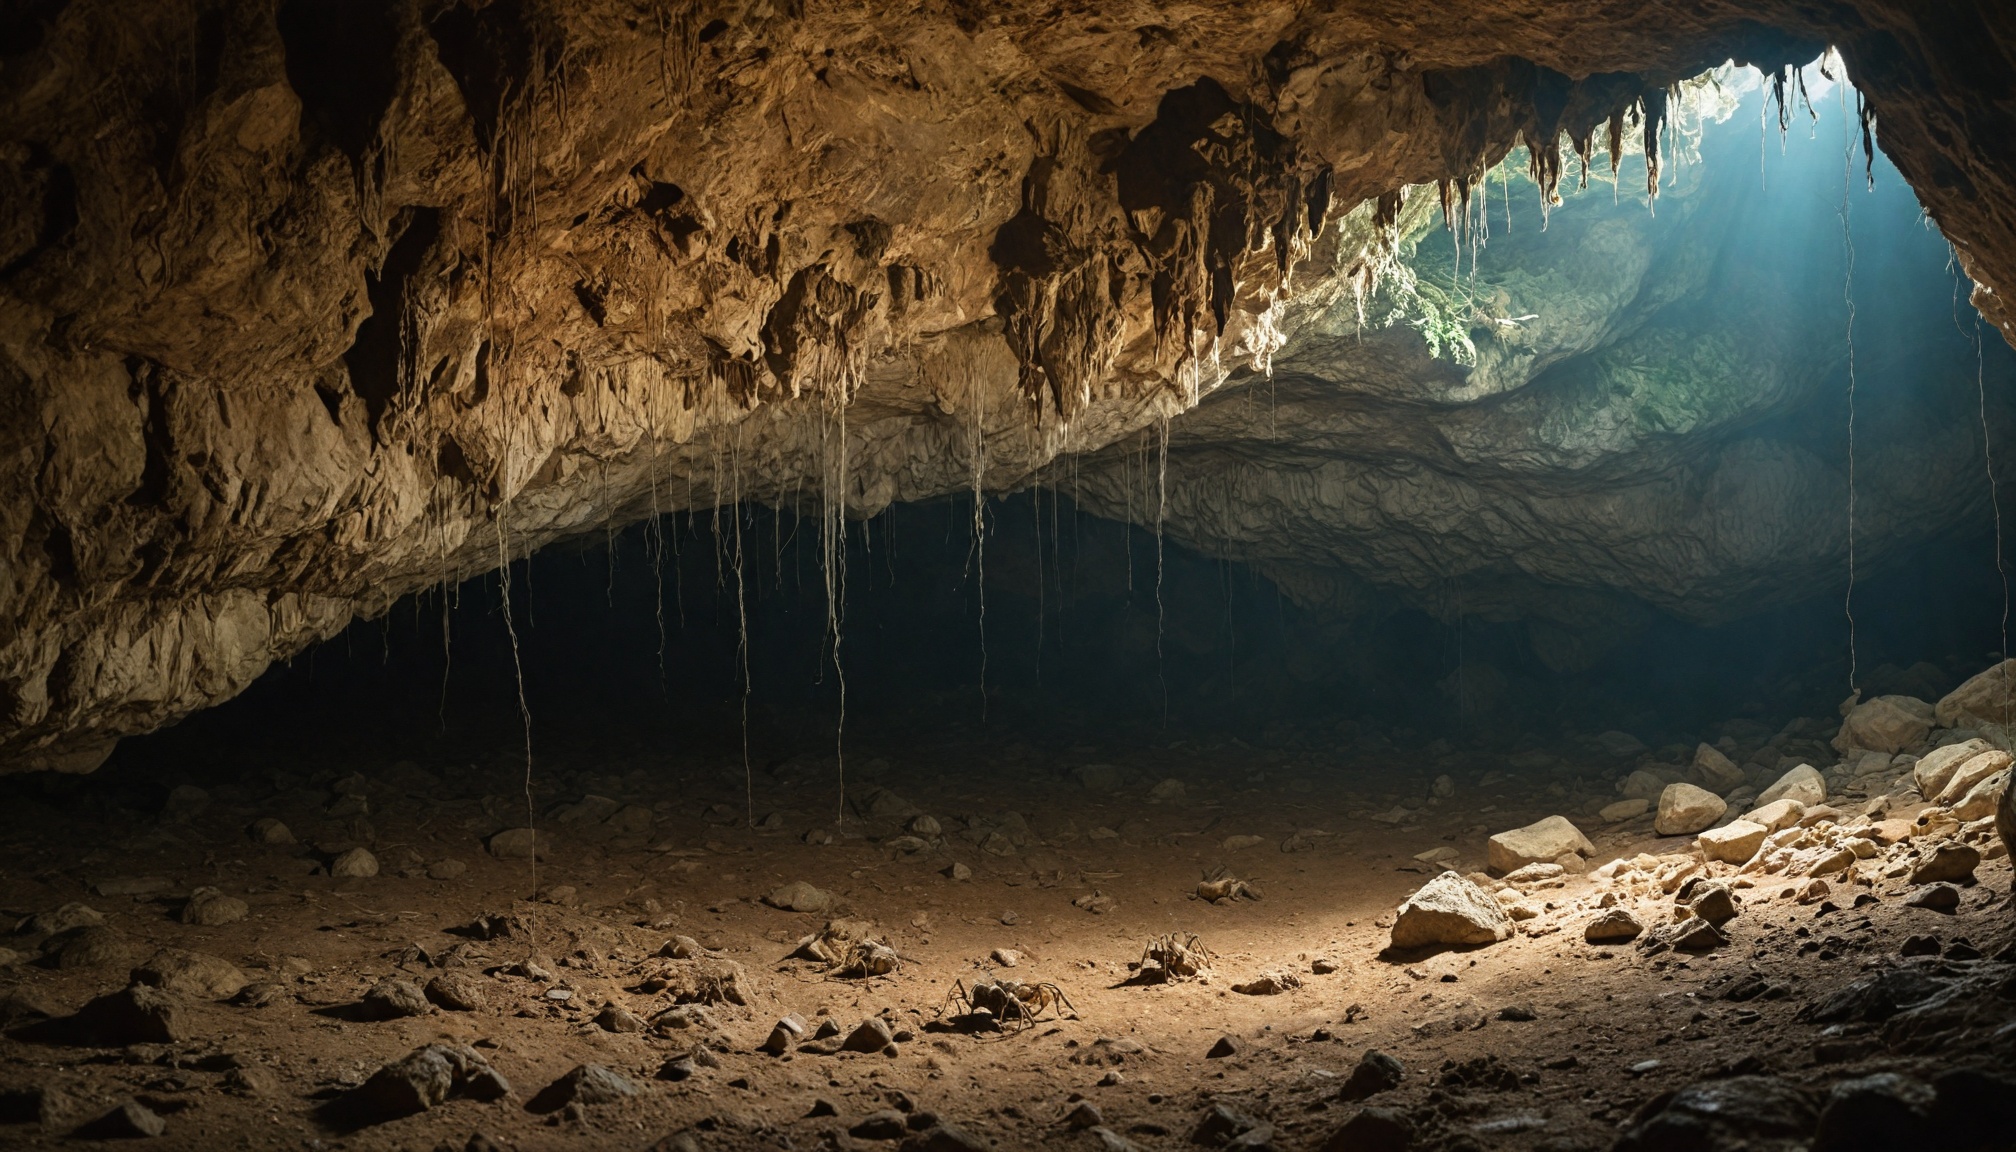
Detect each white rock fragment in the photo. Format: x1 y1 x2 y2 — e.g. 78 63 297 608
1486 816 1594 874
1390 872 1512 949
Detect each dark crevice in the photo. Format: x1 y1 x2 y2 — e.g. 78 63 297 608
277 0 403 164
343 206 441 442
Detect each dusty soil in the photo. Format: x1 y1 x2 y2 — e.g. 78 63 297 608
0 735 2011 1151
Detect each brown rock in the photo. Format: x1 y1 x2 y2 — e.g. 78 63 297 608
1909 843 1980 885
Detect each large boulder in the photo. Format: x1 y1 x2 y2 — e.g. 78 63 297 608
1915 739 1993 797
1832 696 1933 754
1486 816 1594 873
1389 872 1512 949
1745 798 1808 833
1933 750 2012 805
1655 783 1727 836
1952 769 2009 822
1690 744 1745 791
1936 659 2016 728
1755 765 1826 809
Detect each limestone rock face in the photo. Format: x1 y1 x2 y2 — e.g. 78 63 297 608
1487 816 1593 874
1390 872 1511 949
3 1 2016 765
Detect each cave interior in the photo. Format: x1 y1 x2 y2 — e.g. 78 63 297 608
2 4 2016 1151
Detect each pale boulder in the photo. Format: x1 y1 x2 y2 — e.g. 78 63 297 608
1831 696 1933 754
1698 820 1769 865
1390 872 1512 949
1933 750 2013 805
1914 739 1993 797
1936 658 2016 728
1745 798 1807 833
1951 769 2009 823
1690 744 1745 791
1755 765 1826 809
1486 816 1594 874
1617 770 1666 802
1599 798 1650 823
1654 783 1727 836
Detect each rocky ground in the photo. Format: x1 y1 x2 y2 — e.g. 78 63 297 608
1 669 2014 1151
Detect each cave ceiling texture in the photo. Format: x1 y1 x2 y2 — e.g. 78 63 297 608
2 0 2016 771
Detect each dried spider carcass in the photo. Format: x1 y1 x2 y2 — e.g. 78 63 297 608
941 976 1077 1031
836 939 901 978
787 918 877 966
1196 866 1261 904
1135 933 1214 984
658 958 751 1006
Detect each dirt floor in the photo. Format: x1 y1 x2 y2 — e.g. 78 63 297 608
0 733 2012 1151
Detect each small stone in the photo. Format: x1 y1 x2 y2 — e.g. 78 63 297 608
131 948 246 1000
1191 1102 1265 1145
1756 765 1827 809
1904 883 1961 911
1312 957 1339 975
1146 778 1187 804
163 784 210 823
20 901 103 935
1600 798 1650 823
1909 842 1980 885
1699 820 1770 865
1656 783 1728 836
1066 1101 1105 1129
763 881 834 913
486 828 548 860
1205 1034 1241 1059
1584 908 1645 943
362 978 430 1019
1797 878 1832 904
76 983 186 1044
596 1004 649 1033
181 886 249 926
605 804 655 835
1319 1106 1413 1152
1486 815 1594 873
842 1016 895 1053
1339 1050 1404 1101
1665 916 1729 952
78 1098 165 1138
51 925 128 969
330 847 379 878
990 948 1021 968
1687 884 1740 927
425 972 488 1011
1222 834 1267 852
909 815 942 836
943 862 972 882
1075 764 1124 792
1390 871 1512 949
346 1044 508 1121
526 1065 638 1113
850 1110 907 1140
759 1015 807 1054
427 859 468 880
248 818 293 845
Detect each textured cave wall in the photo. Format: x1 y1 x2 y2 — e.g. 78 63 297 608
1067 93 2016 669
0 0 2014 769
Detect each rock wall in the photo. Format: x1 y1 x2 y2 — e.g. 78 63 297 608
2 1 2015 768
